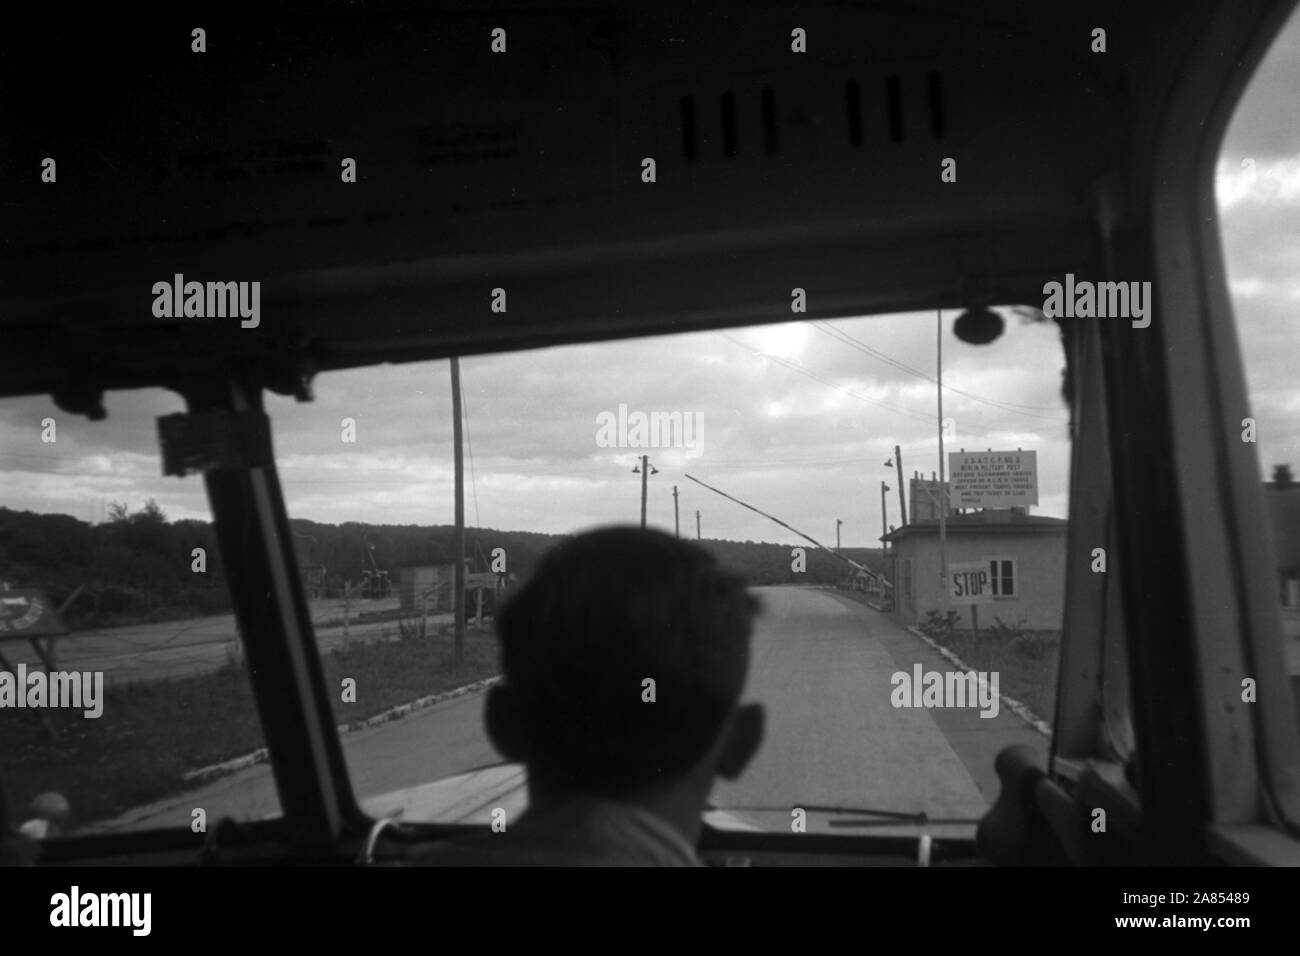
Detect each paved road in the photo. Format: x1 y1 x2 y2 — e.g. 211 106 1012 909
86 587 1047 836
0 596 459 686
710 589 1045 836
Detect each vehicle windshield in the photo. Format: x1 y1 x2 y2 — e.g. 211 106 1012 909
1 308 1070 838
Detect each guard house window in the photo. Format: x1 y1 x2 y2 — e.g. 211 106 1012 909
987 557 1016 597
902 558 913 599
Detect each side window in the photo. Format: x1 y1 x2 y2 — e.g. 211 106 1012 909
1216 7 1300 735
0 389 283 838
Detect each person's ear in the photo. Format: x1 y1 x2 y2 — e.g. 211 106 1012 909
715 703 764 781
484 683 531 762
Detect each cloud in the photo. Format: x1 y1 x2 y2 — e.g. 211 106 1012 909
1215 156 1300 212
0 310 1075 544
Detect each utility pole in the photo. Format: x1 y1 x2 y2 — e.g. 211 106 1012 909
633 455 657 528
696 510 701 540
937 310 948 601
673 485 680 538
880 482 889 545
836 519 842 550
894 444 907 527
451 356 465 667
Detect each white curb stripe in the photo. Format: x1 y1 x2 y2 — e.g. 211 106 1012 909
905 626 1052 737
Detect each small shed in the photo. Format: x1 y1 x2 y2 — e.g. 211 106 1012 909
882 509 1067 630
399 560 502 616
398 561 468 612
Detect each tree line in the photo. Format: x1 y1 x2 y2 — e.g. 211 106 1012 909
0 501 887 629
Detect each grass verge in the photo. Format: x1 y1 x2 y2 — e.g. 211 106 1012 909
1 623 498 828
924 627 1061 727
831 587 1059 726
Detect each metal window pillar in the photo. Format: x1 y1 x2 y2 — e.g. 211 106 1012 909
162 377 363 855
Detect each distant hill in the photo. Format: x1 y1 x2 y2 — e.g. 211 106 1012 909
0 504 888 629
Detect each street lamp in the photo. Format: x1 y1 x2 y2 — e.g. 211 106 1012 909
885 447 906 527
632 456 658 528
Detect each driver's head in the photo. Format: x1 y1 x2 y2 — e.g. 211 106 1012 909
486 526 764 804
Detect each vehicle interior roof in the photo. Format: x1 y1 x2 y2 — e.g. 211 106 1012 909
0 1 1283 404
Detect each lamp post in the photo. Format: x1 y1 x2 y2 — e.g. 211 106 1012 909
881 482 889 544
937 311 948 601
632 455 659 528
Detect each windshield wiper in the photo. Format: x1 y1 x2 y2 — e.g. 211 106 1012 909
712 803 982 827
826 817 981 828
801 803 928 822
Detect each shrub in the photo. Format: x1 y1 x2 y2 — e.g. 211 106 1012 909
1011 631 1052 659
919 609 962 639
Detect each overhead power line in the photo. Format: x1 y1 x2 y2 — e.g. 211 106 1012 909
811 319 1068 419
717 331 938 428
717 330 1001 440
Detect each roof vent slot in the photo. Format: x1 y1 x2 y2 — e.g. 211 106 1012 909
928 71 945 139
886 75 904 142
680 95 698 161
721 91 738 157
761 87 778 154
845 80 863 146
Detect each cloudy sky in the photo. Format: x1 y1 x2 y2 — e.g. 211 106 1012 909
2 10 1297 549
1218 6 1300 483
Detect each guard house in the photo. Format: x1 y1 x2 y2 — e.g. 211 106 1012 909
399 560 503 616
882 508 1068 630
398 560 470 612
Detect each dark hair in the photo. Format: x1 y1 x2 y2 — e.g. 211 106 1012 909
496 526 760 798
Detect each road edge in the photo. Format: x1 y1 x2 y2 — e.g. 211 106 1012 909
905 626 1052 738
182 674 503 785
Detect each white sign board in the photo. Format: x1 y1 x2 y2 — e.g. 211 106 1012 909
948 450 1038 509
949 561 995 605
0 589 67 638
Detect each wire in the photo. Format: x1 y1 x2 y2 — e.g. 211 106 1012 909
811 319 1068 418
716 330 1000 440
717 331 937 427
